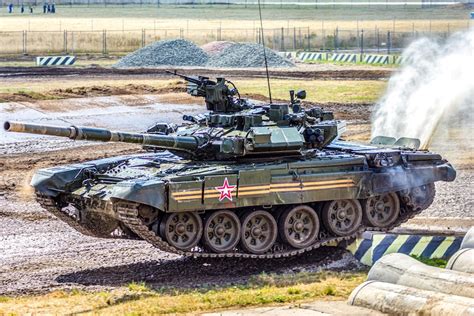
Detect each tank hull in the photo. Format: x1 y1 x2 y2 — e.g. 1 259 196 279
31 146 455 258
32 151 454 212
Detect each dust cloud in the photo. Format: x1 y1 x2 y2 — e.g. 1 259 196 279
371 28 474 150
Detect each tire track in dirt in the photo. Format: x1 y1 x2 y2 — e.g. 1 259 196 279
0 66 392 80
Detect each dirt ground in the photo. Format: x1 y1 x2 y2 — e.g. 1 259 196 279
0 64 393 80
0 69 472 296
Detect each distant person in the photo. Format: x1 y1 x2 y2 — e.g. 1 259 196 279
51 2 55 13
8 3 13 13
43 2 47 13
21 4 24 13
29 6 33 13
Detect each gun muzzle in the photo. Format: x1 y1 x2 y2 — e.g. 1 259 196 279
5 121 76 138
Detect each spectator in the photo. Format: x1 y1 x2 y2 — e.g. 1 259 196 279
51 2 55 13
8 3 13 13
21 4 24 13
29 6 33 13
47 3 51 13
43 2 47 13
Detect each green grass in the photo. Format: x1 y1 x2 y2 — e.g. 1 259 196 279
0 271 366 315
0 59 118 68
0 77 386 104
127 282 151 293
322 285 337 296
236 78 386 103
304 59 400 68
411 255 448 268
15 90 58 100
0 78 178 99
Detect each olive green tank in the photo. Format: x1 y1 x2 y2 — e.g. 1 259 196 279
4 72 456 258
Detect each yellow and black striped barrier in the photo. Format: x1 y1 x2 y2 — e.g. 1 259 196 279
330 53 362 63
36 55 76 66
287 51 404 65
297 52 329 62
363 54 390 64
345 232 463 266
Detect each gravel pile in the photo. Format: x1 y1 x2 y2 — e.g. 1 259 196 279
114 39 293 69
114 39 209 68
201 41 235 56
207 42 294 68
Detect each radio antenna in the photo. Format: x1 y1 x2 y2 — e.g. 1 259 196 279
257 0 272 104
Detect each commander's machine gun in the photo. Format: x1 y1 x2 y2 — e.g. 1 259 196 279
166 70 247 113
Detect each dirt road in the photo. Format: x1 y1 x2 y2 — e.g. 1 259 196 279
0 64 392 80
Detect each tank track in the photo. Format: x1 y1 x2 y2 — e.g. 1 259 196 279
115 197 425 259
36 188 428 258
36 193 131 239
36 193 109 238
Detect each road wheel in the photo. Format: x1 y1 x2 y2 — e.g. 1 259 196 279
240 210 277 255
160 212 203 251
322 199 363 236
202 210 241 253
363 192 400 228
278 205 320 249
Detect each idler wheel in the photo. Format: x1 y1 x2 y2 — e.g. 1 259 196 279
278 205 320 249
400 183 436 211
160 212 203 251
362 192 400 228
202 210 241 253
240 210 277 255
322 199 363 236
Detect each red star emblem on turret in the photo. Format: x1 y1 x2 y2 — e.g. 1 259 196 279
215 177 236 202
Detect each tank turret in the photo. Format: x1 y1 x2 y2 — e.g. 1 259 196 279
4 114 338 160
4 73 343 160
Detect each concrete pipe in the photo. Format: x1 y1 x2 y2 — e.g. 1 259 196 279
349 281 474 316
446 248 474 274
461 226 474 249
367 253 474 298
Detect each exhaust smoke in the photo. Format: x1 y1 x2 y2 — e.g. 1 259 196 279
371 29 474 150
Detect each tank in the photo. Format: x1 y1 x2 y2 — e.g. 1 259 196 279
4 72 456 258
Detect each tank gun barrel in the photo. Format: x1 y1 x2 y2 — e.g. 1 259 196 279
4 121 199 151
